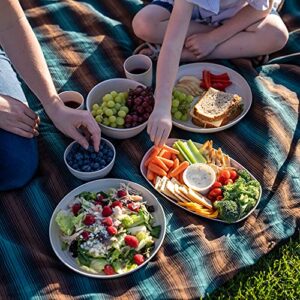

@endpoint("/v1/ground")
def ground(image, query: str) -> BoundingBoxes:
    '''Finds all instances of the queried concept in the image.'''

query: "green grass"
[203,230,300,300]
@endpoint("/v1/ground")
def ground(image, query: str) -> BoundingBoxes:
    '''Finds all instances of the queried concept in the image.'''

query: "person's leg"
[0,50,38,191]
[204,13,289,60]
[132,3,213,45]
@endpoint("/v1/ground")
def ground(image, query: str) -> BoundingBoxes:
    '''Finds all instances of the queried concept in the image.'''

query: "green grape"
[91,110,97,117]
[116,117,125,126]
[172,99,180,108]
[112,108,117,115]
[105,108,113,117]
[123,91,128,99]
[107,100,115,108]
[173,90,180,98]
[110,91,118,98]
[115,96,122,103]
[120,106,129,113]
[117,125,123,128]
[95,115,102,123]
[181,114,189,121]
[179,92,186,101]
[174,111,182,120]
[92,103,100,110]
[103,94,113,102]
[109,116,116,123]
[96,109,102,115]
[118,110,126,118]
[115,103,122,110]
[186,95,194,103]
[171,107,178,114]
[103,118,110,126]
[110,122,117,128]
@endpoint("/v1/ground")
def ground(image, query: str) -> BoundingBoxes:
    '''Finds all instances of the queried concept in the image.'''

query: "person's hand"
[185,32,217,59]
[147,105,172,146]
[47,103,101,152]
[0,94,39,138]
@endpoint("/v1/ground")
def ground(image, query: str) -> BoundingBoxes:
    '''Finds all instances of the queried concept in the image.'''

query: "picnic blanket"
[0,0,299,299]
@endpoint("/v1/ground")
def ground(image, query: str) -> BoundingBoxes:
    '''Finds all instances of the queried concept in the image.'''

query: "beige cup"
[58,91,84,109]
[123,54,153,87]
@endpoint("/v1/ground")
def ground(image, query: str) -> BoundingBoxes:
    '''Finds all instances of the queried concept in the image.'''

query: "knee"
[132,11,154,41]
[0,130,38,191]
[271,24,289,51]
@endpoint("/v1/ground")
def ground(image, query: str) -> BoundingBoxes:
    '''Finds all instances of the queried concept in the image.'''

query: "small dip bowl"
[183,163,216,194]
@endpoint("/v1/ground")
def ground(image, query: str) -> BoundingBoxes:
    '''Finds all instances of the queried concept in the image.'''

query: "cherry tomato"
[216,195,223,201]
[224,179,233,185]
[211,182,222,189]
[210,188,222,198]
[230,170,238,181]
[219,170,231,180]
[103,264,116,275]
[207,193,214,201]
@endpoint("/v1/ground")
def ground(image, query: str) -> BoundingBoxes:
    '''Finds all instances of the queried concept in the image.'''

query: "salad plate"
[172,63,252,133]
[49,178,166,278]
[140,138,262,224]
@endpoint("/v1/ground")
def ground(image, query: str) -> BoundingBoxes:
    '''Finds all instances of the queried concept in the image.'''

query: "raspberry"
[102,206,113,217]
[111,201,123,208]
[107,226,117,235]
[102,217,113,226]
[103,264,116,275]
[124,235,139,248]
[83,214,95,225]
[72,203,81,216]
[133,254,145,265]
[81,231,90,240]
[128,202,140,212]
[117,190,127,198]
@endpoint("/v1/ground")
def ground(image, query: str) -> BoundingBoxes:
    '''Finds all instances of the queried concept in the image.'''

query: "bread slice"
[192,87,243,123]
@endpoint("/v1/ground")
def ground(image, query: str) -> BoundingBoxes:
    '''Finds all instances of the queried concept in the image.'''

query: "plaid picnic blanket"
[0,0,299,299]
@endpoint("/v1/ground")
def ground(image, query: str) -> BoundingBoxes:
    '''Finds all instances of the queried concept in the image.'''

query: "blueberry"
[84,153,89,159]
[99,152,103,158]
[100,159,106,165]
[91,153,97,160]
[75,153,83,161]
[72,163,79,170]
[82,165,89,172]
[83,159,89,165]
[93,163,100,170]
[78,160,83,166]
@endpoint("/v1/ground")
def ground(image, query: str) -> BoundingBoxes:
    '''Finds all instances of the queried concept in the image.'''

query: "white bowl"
[64,138,115,181]
[86,78,148,139]
[183,163,216,194]
[49,178,166,278]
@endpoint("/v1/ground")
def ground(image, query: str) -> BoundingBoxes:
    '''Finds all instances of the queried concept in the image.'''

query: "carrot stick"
[158,149,166,157]
[178,172,184,184]
[162,151,172,159]
[147,169,155,181]
[163,144,179,155]
[171,153,177,160]
[144,147,160,167]
[167,158,179,178]
[158,157,174,168]
[152,156,169,172]
[148,163,167,177]
[169,161,189,178]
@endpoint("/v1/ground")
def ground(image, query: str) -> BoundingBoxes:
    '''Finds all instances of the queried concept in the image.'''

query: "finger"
[35,115,41,125]
[19,113,36,128]
[16,122,36,134]
[150,124,158,144]
[155,127,165,147]
[147,119,152,135]
[23,104,38,120]
[34,129,39,136]
[70,128,89,150]
[161,127,170,146]
[12,127,34,138]
[83,120,101,152]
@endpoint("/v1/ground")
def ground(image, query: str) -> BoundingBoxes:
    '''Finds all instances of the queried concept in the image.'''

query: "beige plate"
[140,139,262,224]
[173,63,252,133]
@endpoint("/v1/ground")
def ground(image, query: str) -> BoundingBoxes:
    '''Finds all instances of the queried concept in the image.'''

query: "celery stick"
[187,140,207,163]
[177,140,197,164]
[174,142,192,164]
[173,143,185,162]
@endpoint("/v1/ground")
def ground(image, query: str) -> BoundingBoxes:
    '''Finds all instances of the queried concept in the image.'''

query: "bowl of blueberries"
[64,138,115,181]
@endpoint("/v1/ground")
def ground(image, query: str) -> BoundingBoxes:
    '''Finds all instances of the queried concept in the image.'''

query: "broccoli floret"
[239,195,257,216]
[238,170,252,182]
[214,200,240,223]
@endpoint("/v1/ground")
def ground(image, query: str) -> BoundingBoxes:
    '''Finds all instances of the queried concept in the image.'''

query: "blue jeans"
[0,50,38,191]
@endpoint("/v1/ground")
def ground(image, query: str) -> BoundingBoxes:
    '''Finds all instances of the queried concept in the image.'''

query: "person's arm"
[185,0,274,58]
[148,0,193,145]
[0,0,100,150]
